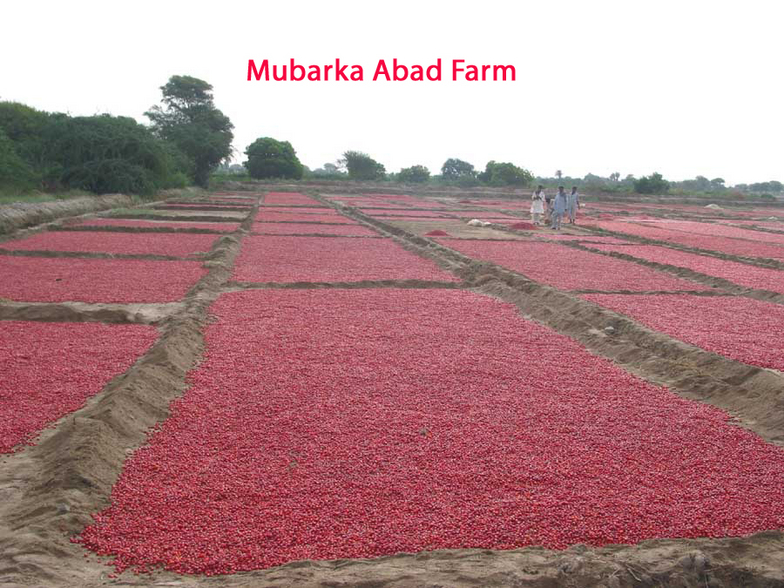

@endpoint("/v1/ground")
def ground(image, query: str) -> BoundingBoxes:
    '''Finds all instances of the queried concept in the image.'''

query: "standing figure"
[531,185,545,225]
[544,190,554,224]
[551,186,567,230]
[567,186,580,224]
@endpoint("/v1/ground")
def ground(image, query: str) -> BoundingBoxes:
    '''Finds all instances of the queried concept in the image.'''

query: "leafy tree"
[479,161,534,186]
[633,172,670,194]
[609,172,620,182]
[441,158,475,180]
[555,169,563,179]
[398,165,430,183]
[244,137,304,179]
[0,129,37,191]
[340,151,386,180]
[146,75,234,187]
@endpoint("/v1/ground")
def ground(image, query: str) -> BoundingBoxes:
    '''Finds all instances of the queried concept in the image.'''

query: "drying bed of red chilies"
[0,320,158,453]
[253,223,379,237]
[232,236,457,283]
[76,289,784,575]
[587,244,784,294]
[639,220,784,245]
[255,211,354,224]
[362,209,451,218]
[71,219,241,232]
[435,239,707,292]
[584,220,784,260]
[0,256,207,303]
[0,231,219,257]
[582,293,784,371]
[262,192,322,206]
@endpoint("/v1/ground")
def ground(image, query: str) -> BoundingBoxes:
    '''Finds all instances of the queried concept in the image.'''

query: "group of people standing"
[530,185,580,230]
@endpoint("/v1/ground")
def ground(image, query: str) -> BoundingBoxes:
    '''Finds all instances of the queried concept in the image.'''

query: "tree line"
[0,75,232,195]
[2,73,782,198]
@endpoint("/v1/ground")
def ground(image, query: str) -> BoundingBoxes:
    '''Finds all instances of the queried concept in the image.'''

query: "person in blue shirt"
[551,186,567,230]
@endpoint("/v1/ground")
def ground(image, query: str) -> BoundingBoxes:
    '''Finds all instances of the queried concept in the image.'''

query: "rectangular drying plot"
[588,244,784,295]
[232,235,457,283]
[71,219,240,232]
[78,289,784,576]
[263,192,323,206]
[437,239,707,292]
[255,210,354,224]
[0,321,158,453]
[0,231,219,256]
[0,257,207,303]
[584,221,784,260]
[254,223,379,236]
[583,293,784,371]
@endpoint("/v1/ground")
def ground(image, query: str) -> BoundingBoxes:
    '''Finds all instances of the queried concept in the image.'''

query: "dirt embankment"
[0,195,137,235]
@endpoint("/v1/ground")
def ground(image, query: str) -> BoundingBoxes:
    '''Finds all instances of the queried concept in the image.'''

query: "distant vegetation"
[244,137,303,180]
[0,75,233,199]
[1,80,782,201]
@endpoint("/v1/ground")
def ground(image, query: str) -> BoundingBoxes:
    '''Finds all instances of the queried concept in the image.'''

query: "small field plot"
[0,257,207,303]
[588,244,784,294]
[263,192,323,206]
[232,236,456,283]
[584,221,784,260]
[78,289,784,575]
[0,321,157,453]
[72,219,240,232]
[0,231,219,257]
[583,294,784,371]
[437,239,707,292]
[254,223,379,236]
[255,210,354,224]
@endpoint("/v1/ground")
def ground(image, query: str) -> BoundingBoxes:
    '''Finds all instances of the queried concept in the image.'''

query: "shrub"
[479,161,534,186]
[341,151,386,180]
[634,172,670,194]
[244,137,304,179]
[398,165,430,183]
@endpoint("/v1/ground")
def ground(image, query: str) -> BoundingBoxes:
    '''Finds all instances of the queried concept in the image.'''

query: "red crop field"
[254,223,379,236]
[77,289,784,575]
[1,231,219,257]
[232,236,457,283]
[644,220,784,245]
[583,293,784,371]
[584,220,784,260]
[72,219,241,232]
[254,213,355,224]
[436,239,707,291]
[263,192,323,206]
[0,321,158,453]
[362,209,450,218]
[0,256,207,303]
[588,244,784,294]
[257,207,334,215]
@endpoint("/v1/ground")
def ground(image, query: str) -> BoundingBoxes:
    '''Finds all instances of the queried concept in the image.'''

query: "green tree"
[633,172,670,194]
[0,129,37,191]
[341,151,385,180]
[398,165,430,183]
[441,158,475,180]
[145,75,234,187]
[244,137,304,179]
[479,161,534,186]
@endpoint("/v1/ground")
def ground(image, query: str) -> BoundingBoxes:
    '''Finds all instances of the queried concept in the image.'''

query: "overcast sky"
[2,0,782,184]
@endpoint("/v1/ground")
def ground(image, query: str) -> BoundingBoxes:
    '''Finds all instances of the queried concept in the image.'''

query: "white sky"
[2,0,782,185]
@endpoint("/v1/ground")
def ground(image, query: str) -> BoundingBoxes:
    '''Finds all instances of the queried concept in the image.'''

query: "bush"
[634,172,670,194]
[398,165,430,183]
[479,161,534,186]
[244,137,304,179]
[0,129,38,192]
[441,158,476,180]
[341,151,386,180]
